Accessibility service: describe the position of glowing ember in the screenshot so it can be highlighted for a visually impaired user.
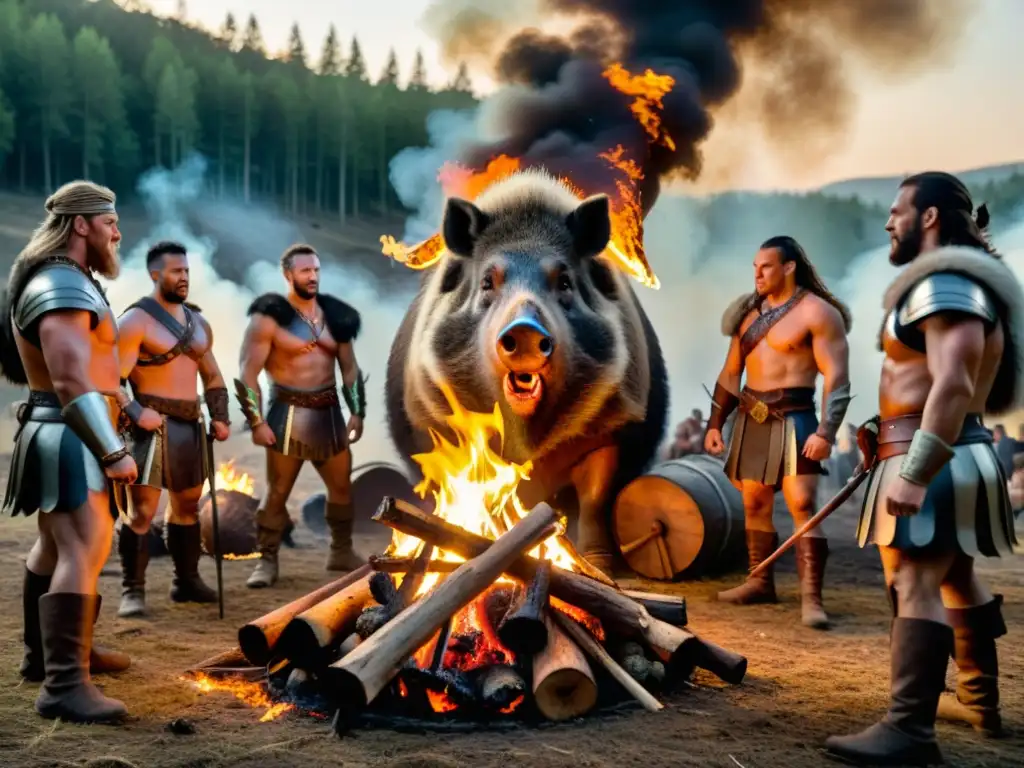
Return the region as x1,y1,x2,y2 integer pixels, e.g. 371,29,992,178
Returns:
601,63,677,151
426,689,459,713
203,459,255,497
222,552,262,561
183,672,293,722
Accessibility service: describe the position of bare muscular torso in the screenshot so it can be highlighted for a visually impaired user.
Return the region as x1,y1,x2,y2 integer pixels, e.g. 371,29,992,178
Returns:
16,310,121,395
121,305,211,399
739,293,825,390
879,311,1003,420
264,318,341,389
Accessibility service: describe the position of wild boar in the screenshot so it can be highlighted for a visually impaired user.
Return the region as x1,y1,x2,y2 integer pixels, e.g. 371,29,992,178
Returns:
385,168,668,572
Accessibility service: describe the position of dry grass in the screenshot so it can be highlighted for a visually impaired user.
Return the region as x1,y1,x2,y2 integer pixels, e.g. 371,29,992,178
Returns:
1,436,1023,767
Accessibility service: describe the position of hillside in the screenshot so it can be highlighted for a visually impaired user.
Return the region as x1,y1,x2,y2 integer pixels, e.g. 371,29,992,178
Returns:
819,161,1024,207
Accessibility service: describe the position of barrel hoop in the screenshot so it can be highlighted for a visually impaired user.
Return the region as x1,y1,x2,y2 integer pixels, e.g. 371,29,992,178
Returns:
670,458,736,562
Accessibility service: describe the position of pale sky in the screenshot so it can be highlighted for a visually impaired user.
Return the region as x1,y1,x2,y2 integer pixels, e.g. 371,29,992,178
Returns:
150,0,1024,192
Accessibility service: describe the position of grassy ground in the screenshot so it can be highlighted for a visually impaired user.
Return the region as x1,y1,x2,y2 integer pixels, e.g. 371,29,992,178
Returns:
1,435,1023,768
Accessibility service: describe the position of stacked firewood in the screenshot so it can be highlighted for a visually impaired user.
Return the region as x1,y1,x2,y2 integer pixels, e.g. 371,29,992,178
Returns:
230,498,747,732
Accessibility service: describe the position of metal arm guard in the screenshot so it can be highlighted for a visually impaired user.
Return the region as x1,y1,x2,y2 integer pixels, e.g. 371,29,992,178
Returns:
898,429,956,487
342,370,367,419
233,378,263,428
205,386,231,424
707,382,739,432
61,391,129,467
816,381,853,443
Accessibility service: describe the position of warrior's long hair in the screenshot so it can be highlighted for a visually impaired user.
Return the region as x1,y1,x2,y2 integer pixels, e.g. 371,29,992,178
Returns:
756,235,852,331
900,171,997,257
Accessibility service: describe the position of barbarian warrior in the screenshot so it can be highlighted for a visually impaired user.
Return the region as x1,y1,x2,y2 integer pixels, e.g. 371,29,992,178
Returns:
825,173,1023,765
236,243,366,588
114,241,231,617
706,235,852,629
0,181,136,722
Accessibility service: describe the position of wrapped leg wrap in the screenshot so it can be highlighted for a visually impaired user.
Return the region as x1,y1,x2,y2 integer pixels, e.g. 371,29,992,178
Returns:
898,430,955,487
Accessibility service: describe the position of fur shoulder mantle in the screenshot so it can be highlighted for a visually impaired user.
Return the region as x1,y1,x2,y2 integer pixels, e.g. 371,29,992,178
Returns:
720,292,757,336
248,292,361,343
881,245,1024,414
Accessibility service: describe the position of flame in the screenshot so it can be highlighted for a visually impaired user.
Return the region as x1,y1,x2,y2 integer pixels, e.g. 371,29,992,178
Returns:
426,689,459,713
500,694,525,714
203,459,255,496
379,64,673,290
222,552,262,561
183,672,293,722
382,384,604,715
601,63,676,150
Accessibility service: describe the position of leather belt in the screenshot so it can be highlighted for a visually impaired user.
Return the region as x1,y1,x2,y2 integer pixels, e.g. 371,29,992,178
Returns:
876,413,991,460
270,384,340,409
135,392,201,421
739,387,815,425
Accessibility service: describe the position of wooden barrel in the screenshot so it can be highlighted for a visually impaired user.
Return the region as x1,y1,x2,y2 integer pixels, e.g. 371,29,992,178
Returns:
301,461,421,546
612,454,747,581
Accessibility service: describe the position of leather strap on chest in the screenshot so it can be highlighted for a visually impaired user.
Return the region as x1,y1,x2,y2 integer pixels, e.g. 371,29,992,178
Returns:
130,297,202,367
739,289,806,361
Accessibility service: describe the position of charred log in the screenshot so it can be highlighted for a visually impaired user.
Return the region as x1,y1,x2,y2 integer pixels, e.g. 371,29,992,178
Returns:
498,560,551,657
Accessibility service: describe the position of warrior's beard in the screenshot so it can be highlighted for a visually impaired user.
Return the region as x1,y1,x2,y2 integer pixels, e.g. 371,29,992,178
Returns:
89,244,121,280
161,287,186,304
294,284,318,300
890,216,923,266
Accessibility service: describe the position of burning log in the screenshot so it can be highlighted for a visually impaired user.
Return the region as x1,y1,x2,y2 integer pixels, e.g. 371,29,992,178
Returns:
275,573,374,669
374,497,747,685
532,611,598,721
477,665,526,712
619,590,687,627
185,646,264,681
238,564,372,665
482,585,516,635
498,560,551,656
356,605,392,639
369,555,463,574
326,502,559,725
395,542,435,607
551,609,663,714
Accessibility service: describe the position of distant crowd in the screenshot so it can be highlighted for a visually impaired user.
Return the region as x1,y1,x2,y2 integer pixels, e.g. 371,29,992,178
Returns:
662,411,1024,515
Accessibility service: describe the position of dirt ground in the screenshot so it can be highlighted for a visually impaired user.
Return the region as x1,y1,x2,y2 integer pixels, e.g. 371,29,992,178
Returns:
2,436,1023,768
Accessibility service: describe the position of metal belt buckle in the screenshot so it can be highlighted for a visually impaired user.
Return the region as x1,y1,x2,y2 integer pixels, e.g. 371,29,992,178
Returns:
749,400,770,424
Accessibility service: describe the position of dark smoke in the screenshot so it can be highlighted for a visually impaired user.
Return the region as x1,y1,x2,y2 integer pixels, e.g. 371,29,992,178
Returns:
448,0,973,206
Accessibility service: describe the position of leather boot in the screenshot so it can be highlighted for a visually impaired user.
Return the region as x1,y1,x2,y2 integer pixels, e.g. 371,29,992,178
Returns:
34,593,127,723
325,502,366,571
246,526,281,588
936,595,1007,738
824,618,951,766
21,569,130,681
717,530,778,604
576,507,615,575
117,526,149,617
167,522,217,603
795,536,830,629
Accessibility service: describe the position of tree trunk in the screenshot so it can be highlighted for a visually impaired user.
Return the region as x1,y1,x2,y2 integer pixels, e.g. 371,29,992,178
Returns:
338,118,347,224
42,133,52,193
218,106,226,198
242,87,251,203
378,113,387,216
153,114,161,167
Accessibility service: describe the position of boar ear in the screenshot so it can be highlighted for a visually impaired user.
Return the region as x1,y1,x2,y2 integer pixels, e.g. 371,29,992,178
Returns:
566,194,612,259
442,197,490,258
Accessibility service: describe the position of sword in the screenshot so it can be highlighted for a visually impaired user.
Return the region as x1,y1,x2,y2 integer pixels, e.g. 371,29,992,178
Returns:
200,411,225,619
749,461,871,579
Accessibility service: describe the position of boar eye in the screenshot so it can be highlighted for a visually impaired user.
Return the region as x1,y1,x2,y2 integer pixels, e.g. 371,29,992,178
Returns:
481,273,494,291
557,272,572,292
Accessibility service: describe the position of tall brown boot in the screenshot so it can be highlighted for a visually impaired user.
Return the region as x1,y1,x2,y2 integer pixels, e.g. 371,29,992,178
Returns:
324,502,365,572
795,536,830,629
825,618,951,766
21,568,129,681
34,593,127,723
936,595,1007,738
117,526,149,617
717,530,779,604
246,526,281,589
167,522,217,603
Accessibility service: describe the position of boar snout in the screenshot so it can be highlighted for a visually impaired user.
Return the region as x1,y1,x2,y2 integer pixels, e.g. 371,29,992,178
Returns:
496,312,553,371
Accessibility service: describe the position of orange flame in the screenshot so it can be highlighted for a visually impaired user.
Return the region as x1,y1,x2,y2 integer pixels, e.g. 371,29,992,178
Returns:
601,63,676,150
183,672,293,722
379,63,673,290
426,689,459,713
204,459,255,497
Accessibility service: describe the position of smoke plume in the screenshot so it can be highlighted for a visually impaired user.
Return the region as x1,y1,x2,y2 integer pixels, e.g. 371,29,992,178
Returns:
431,0,972,205
100,154,414,467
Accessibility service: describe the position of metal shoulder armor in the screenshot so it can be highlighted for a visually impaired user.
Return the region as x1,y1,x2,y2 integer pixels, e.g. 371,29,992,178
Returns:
897,272,998,329
14,264,107,346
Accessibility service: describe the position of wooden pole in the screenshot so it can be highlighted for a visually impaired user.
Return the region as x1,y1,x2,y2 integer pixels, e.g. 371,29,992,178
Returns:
275,573,374,669
532,611,598,721
374,498,747,684
326,503,559,723
620,589,688,627
238,564,372,665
